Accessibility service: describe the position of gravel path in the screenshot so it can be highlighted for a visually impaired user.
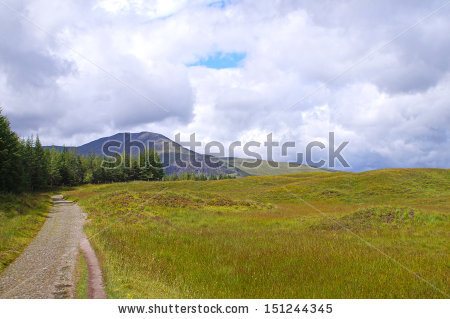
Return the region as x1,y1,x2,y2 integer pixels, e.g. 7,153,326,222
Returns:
0,195,90,298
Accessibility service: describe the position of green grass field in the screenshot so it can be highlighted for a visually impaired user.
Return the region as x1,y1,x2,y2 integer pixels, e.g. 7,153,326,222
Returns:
0,193,51,273
65,168,449,298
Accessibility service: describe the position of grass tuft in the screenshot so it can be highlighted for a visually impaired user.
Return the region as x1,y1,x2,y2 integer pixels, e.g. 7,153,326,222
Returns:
75,251,89,298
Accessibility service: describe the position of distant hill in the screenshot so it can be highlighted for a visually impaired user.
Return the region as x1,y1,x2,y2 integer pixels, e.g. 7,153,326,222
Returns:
45,132,334,177
220,157,336,176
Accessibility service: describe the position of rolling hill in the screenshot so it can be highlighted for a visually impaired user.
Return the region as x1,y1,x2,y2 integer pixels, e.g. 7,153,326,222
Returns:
219,157,337,176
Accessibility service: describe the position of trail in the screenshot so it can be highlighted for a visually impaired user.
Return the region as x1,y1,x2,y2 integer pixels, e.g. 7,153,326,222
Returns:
0,195,106,299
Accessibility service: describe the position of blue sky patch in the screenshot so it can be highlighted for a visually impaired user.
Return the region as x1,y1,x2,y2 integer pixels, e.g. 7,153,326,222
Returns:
208,1,229,9
187,52,246,69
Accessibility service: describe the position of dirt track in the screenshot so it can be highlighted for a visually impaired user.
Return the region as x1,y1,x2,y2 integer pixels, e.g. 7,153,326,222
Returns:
0,195,106,299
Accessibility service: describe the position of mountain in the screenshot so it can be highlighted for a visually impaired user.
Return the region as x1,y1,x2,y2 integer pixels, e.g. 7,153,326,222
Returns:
46,132,241,176
45,132,334,176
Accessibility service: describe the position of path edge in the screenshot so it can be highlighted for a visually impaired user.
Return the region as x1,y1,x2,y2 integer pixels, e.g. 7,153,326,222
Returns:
79,235,107,299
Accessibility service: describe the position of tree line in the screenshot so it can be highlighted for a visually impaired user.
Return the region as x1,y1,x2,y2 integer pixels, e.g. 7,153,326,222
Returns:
0,110,164,193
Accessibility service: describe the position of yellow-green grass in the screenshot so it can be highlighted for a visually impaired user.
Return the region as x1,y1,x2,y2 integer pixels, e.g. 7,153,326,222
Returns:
75,251,89,299
0,193,51,273
65,168,450,298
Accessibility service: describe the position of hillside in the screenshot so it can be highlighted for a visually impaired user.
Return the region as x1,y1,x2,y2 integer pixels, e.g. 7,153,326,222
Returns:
220,157,336,176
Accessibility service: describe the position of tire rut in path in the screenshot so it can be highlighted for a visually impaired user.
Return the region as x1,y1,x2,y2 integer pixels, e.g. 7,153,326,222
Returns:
0,195,106,299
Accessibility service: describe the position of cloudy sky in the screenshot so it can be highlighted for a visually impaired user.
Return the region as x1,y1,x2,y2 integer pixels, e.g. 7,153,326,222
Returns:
1,0,449,171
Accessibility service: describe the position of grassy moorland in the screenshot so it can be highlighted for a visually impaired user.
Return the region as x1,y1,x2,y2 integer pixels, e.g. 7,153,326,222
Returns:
0,193,51,272
65,168,449,298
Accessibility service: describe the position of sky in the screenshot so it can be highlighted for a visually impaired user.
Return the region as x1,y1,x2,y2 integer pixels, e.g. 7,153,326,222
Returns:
0,0,449,171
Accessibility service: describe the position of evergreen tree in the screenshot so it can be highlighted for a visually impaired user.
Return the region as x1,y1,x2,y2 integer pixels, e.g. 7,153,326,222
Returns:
0,110,24,192
48,148,62,187
31,136,49,189
22,137,34,190
137,150,151,181
147,149,164,180
130,156,140,181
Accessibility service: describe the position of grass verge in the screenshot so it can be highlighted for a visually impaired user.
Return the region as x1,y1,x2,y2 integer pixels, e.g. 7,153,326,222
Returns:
0,193,51,273
75,250,88,299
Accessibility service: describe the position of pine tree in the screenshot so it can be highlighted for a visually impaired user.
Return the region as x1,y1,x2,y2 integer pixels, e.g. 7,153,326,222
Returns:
48,148,62,187
58,147,70,186
0,110,25,192
145,149,164,181
31,136,49,189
